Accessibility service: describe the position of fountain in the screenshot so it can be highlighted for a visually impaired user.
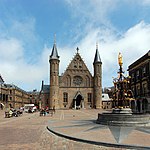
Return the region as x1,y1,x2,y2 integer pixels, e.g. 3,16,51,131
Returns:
96,52,150,143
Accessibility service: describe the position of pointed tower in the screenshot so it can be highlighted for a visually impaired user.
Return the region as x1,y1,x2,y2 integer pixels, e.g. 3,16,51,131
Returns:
49,37,60,109
93,43,102,108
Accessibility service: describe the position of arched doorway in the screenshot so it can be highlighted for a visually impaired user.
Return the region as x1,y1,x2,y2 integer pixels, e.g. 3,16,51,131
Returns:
137,100,141,113
142,99,148,113
131,100,136,113
76,95,82,109
73,91,84,109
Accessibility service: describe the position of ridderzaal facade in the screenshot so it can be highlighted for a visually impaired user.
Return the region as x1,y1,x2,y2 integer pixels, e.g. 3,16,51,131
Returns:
40,41,102,109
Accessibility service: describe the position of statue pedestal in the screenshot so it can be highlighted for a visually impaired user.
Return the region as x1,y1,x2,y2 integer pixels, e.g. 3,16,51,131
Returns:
97,108,150,127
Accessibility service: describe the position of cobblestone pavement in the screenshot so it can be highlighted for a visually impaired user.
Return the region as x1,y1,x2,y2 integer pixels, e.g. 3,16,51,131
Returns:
0,109,149,150
0,109,117,150
47,109,150,149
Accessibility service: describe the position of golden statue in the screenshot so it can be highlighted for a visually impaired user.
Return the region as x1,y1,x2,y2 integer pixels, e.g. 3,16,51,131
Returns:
118,52,123,66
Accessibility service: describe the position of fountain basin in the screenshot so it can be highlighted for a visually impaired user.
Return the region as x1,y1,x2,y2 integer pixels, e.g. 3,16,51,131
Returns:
97,111,150,127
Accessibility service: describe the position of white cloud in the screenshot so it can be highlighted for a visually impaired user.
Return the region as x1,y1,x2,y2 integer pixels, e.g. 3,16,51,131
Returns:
65,0,117,22
0,38,23,61
64,0,118,40
142,0,150,5
63,21,150,87
1,21,150,90
10,18,38,44
1,0,150,92
0,37,48,90
0,17,48,91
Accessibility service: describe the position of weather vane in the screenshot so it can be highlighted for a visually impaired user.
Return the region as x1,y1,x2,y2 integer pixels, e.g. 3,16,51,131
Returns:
76,47,79,53
96,42,98,50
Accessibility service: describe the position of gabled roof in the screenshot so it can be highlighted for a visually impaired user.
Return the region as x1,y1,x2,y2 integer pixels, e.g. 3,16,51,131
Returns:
63,50,92,77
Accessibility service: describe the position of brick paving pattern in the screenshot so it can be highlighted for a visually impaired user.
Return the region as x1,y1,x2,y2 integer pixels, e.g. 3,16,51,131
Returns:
0,109,149,150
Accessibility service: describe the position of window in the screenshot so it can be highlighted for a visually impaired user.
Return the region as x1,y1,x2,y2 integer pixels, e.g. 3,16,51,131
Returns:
73,76,83,85
136,85,140,96
63,92,68,103
131,73,134,82
136,70,140,80
131,87,134,96
142,83,147,95
87,93,92,102
142,67,146,77
79,65,82,68
143,67,146,73
10,90,12,94
74,65,77,68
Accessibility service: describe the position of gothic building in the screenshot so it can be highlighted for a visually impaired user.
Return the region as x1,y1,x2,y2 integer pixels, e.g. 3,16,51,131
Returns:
40,41,102,109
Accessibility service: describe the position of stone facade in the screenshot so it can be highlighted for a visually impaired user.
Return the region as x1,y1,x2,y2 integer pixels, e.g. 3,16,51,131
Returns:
128,50,150,113
41,42,102,109
0,75,33,109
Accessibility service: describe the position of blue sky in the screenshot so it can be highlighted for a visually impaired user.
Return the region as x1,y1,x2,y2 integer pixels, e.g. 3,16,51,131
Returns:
1,0,150,91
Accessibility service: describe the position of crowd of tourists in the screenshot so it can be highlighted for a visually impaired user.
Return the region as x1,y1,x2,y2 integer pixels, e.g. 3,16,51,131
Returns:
4,105,56,118
40,106,55,116
5,107,23,118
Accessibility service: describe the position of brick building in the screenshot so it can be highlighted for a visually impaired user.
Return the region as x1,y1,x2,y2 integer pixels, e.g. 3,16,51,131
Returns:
128,50,150,113
0,75,31,109
40,42,102,109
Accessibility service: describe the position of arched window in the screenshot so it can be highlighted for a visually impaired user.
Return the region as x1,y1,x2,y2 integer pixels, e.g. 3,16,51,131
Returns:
63,92,68,103
87,93,92,102
66,75,71,87
73,76,83,86
86,75,90,87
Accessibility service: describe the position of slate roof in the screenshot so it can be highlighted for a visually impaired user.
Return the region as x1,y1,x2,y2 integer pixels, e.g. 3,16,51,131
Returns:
50,42,59,60
42,85,50,93
94,49,101,63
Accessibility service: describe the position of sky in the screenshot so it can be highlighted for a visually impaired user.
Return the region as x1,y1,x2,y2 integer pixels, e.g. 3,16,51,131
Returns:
0,0,150,91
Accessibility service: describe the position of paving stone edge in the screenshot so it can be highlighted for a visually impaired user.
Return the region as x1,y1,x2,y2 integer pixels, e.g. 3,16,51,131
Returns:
47,126,150,150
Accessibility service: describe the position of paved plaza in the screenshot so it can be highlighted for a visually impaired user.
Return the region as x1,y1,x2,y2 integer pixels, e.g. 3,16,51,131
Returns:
0,109,149,150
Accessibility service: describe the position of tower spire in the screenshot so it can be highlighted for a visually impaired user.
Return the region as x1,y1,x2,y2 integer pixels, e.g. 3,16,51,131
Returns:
93,42,102,109
50,34,59,60
94,43,101,63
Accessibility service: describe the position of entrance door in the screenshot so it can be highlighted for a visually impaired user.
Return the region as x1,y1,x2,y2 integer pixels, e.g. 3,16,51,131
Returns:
142,99,148,113
76,95,82,109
